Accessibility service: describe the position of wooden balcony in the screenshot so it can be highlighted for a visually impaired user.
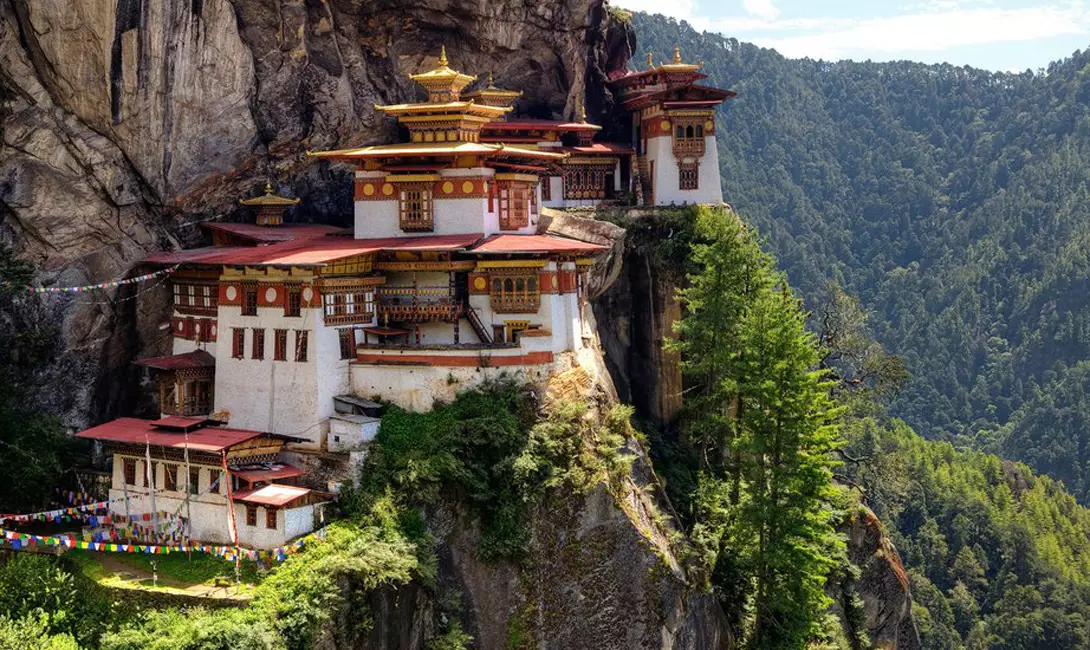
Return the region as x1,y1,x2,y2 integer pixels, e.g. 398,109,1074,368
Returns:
376,286,462,323
672,137,705,157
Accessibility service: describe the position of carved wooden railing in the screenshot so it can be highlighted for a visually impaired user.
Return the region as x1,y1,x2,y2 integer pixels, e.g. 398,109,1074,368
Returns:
376,286,461,323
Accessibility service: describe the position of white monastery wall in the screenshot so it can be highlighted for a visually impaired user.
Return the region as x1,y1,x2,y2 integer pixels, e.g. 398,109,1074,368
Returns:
646,134,723,206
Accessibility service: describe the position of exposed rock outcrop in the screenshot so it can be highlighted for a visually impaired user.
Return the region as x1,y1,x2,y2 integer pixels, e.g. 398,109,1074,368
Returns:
829,507,921,650
0,0,634,428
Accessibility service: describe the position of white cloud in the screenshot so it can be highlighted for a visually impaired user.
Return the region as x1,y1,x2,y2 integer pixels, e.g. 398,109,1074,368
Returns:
743,0,780,20
709,3,1089,61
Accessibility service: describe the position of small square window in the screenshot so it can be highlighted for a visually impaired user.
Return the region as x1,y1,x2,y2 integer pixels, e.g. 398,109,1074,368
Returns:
265,508,278,529
246,505,257,527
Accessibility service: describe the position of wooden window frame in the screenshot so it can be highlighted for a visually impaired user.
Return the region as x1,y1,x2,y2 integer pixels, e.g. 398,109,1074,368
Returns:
274,329,288,361
679,161,699,191
251,328,265,360
172,281,218,316
164,464,178,491
285,285,302,317
541,177,551,202
338,329,355,360
209,471,221,494
294,330,309,362
242,283,258,316
232,328,245,359
489,272,541,313
398,183,434,232
245,505,257,527
498,182,530,230
265,507,278,530
123,458,137,486
322,289,375,325
188,467,200,495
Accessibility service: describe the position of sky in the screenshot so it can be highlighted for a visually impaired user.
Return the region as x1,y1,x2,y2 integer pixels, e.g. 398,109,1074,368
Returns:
614,0,1090,71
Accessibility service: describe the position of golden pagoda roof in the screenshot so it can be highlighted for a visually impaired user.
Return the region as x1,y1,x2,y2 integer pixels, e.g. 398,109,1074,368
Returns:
307,141,566,162
373,100,510,119
463,72,523,103
657,45,703,73
409,46,477,94
239,182,301,206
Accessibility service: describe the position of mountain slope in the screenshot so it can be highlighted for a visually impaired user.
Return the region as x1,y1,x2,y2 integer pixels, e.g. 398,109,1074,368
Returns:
632,11,1090,503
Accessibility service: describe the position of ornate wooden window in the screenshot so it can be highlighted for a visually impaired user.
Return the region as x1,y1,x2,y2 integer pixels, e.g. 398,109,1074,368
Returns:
164,464,178,491
246,505,257,527
294,330,309,362
265,507,278,529
251,328,265,360
490,272,540,313
172,282,217,315
398,184,434,231
285,285,302,317
189,467,200,495
123,458,137,486
210,471,221,494
498,182,530,230
274,329,288,361
242,283,258,316
541,178,552,202
563,166,610,200
323,288,375,325
339,329,355,360
232,328,245,359
679,162,699,190
672,121,706,156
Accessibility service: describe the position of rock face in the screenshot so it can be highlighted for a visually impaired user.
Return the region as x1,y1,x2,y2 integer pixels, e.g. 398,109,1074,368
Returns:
830,507,921,650
0,0,633,428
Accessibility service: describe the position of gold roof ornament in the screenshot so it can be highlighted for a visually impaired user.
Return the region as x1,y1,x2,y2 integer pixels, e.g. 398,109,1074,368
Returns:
658,45,703,72
462,70,522,108
647,51,654,69
239,181,301,206
579,105,588,124
409,46,478,101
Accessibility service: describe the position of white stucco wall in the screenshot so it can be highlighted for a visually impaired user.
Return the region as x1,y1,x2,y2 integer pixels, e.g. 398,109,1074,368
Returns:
350,360,556,412
645,134,723,206
234,501,320,549
328,416,380,452
214,303,350,448
108,456,234,544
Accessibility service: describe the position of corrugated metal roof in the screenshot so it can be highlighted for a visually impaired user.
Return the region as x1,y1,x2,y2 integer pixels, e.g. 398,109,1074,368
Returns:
484,119,601,132
134,350,215,370
75,418,268,453
145,234,485,267
228,462,305,483
470,234,607,255
233,484,314,507
202,223,346,243
561,143,635,155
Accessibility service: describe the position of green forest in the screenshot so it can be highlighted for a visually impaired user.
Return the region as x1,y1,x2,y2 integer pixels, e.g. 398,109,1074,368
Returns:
633,11,1090,506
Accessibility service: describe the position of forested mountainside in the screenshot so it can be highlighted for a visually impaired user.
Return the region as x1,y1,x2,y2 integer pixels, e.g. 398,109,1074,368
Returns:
633,11,1090,505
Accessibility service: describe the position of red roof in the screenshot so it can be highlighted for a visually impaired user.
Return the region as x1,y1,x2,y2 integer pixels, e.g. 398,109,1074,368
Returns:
75,418,268,453
152,416,211,431
229,462,305,484
470,234,606,255
483,119,601,132
561,143,635,155
202,223,347,243
233,484,315,507
134,350,215,370
144,234,483,267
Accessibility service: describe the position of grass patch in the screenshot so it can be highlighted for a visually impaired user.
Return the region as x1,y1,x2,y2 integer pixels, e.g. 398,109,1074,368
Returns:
67,549,262,592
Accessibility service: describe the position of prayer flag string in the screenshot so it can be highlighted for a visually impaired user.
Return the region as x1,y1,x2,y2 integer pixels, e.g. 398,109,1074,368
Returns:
21,265,179,295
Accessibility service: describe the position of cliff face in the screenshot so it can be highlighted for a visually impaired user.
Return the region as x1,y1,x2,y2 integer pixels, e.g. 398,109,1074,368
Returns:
0,0,631,427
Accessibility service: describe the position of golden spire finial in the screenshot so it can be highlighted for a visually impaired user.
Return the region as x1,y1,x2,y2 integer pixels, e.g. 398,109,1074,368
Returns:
647,51,654,69
438,45,448,67
487,71,495,88
579,104,587,124
264,181,273,195
673,45,682,64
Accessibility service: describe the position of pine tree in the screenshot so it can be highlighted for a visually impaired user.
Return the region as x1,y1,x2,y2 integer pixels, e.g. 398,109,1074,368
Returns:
731,282,844,649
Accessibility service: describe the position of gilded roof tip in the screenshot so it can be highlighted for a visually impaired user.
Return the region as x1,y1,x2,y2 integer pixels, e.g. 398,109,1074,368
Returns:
673,44,682,64
646,51,654,69
264,181,274,194
439,45,448,67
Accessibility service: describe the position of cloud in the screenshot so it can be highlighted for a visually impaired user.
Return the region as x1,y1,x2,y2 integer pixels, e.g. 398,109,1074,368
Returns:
743,0,779,20
709,3,1089,61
